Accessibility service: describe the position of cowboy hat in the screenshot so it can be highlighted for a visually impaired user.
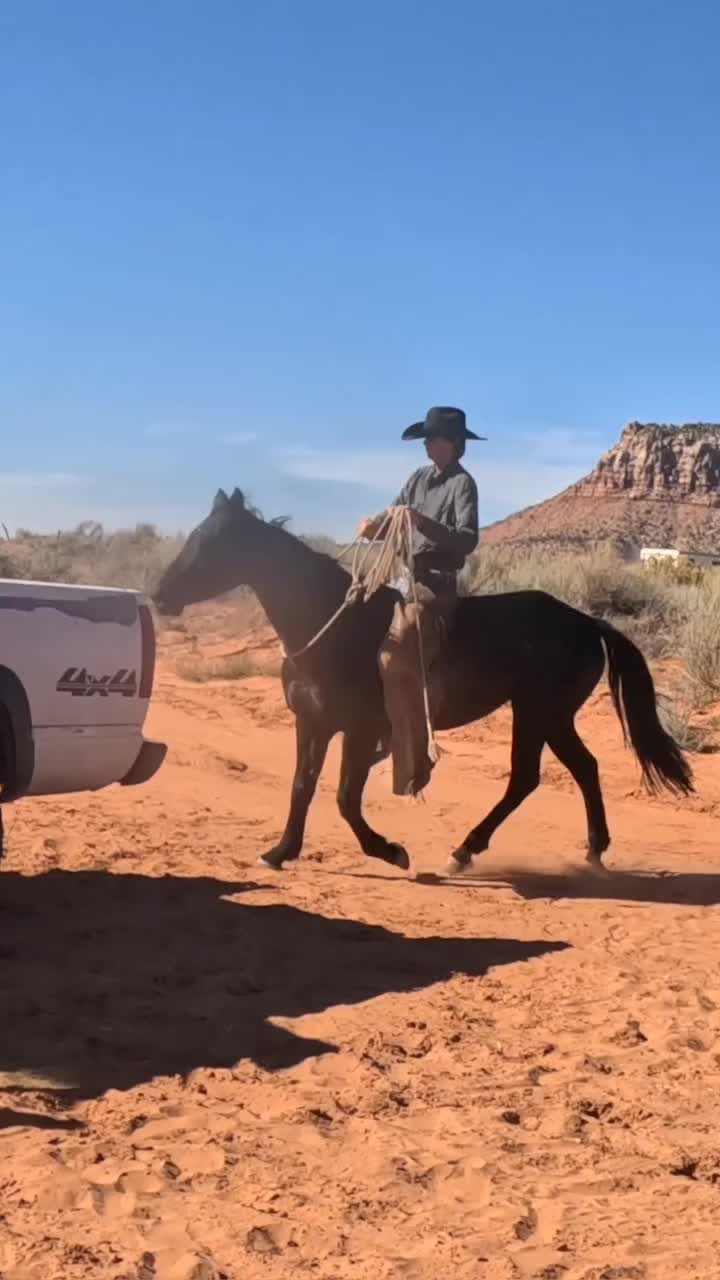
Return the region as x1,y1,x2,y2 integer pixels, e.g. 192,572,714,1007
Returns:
401,406,486,442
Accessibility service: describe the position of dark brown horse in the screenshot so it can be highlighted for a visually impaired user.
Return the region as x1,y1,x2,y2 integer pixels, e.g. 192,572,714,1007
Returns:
153,489,693,875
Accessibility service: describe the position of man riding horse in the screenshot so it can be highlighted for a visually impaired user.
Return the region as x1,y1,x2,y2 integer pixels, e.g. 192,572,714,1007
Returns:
358,406,483,799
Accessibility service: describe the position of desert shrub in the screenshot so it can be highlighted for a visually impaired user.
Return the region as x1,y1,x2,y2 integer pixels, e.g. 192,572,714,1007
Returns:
462,546,681,657
462,545,599,606
0,546,19,579
176,650,282,681
5,514,717,682
176,653,259,682
681,574,720,705
646,557,707,588
579,553,681,658
656,690,715,754
1,523,184,592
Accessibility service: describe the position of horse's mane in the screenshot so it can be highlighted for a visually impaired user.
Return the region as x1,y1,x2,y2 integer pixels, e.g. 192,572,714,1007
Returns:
239,493,290,529
235,490,350,575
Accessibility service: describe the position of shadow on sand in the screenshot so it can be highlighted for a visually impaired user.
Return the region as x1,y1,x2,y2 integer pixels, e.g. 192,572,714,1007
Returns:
0,870,568,1100
425,865,720,907
0,1107,83,1132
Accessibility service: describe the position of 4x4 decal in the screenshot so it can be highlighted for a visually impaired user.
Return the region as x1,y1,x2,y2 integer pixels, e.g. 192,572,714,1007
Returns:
56,667,138,697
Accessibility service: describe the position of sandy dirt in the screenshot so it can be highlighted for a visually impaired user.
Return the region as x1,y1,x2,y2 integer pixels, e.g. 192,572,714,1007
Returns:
2,613,720,1280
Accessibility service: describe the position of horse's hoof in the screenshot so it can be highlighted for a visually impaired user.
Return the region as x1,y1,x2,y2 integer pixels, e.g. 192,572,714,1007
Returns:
445,851,473,877
585,836,610,875
388,843,411,872
414,871,443,885
585,857,611,879
257,852,286,872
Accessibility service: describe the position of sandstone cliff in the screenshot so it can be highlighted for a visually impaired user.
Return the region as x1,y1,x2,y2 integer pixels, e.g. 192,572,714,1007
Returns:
482,423,720,554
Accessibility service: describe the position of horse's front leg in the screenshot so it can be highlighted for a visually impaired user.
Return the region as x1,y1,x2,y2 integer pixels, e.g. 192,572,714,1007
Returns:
260,714,331,871
337,729,410,871
445,705,545,876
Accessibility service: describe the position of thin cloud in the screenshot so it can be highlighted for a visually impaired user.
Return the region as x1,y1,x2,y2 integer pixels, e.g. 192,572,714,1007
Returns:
145,422,198,438
216,431,258,445
274,435,598,516
0,472,82,489
275,446,408,490
145,424,259,445
527,425,609,465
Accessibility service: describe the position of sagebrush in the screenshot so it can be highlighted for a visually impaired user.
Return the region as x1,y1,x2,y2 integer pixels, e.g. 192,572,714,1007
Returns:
3,521,720,719
1,523,184,593
462,544,720,717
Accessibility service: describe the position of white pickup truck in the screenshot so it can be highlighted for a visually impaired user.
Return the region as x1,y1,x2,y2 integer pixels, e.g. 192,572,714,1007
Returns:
0,579,166,853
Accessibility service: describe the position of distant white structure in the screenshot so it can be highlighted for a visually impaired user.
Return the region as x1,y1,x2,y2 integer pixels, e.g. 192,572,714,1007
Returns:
640,547,680,564
640,546,720,569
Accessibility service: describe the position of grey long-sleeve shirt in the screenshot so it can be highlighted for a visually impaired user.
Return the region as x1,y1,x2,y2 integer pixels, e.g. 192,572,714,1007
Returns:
394,461,479,573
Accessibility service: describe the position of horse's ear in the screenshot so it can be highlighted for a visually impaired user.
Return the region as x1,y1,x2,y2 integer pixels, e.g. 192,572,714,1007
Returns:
212,488,229,511
230,488,246,509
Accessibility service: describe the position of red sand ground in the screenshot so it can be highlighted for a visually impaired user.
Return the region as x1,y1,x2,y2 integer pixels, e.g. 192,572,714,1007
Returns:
2,615,720,1280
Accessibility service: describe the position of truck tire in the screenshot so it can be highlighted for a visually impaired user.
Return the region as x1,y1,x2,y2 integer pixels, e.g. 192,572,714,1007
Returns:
0,666,35,803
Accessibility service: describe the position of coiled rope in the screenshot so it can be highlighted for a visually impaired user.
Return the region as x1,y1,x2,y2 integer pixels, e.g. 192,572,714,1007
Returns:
285,506,439,768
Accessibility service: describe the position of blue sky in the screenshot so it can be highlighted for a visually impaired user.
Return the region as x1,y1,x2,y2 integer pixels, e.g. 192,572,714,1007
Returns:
2,0,719,537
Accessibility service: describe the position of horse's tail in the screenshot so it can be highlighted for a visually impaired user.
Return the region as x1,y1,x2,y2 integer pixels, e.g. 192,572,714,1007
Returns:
597,620,693,797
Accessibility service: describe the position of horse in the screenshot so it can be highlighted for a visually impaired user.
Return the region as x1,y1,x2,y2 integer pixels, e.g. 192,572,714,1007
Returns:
153,488,693,876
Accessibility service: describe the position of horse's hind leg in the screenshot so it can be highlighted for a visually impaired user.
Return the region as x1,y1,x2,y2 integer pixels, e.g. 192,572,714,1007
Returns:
337,729,410,871
446,706,545,876
547,722,610,865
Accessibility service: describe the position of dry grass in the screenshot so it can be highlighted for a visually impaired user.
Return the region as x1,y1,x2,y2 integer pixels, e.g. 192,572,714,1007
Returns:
463,545,684,658
1,523,183,592
175,640,284,682
467,546,674,634
681,573,720,706
175,653,266,683
464,544,720,714
4,520,720,722
656,691,716,755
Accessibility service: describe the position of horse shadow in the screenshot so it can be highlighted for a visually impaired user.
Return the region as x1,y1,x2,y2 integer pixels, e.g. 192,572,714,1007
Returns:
0,1107,83,1132
430,865,720,907
0,869,568,1101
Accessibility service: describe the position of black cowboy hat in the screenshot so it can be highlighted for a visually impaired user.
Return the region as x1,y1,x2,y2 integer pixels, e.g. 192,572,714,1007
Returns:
401,406,486,442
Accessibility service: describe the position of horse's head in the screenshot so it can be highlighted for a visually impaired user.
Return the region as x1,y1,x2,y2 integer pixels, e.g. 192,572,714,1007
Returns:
153,487,260,616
